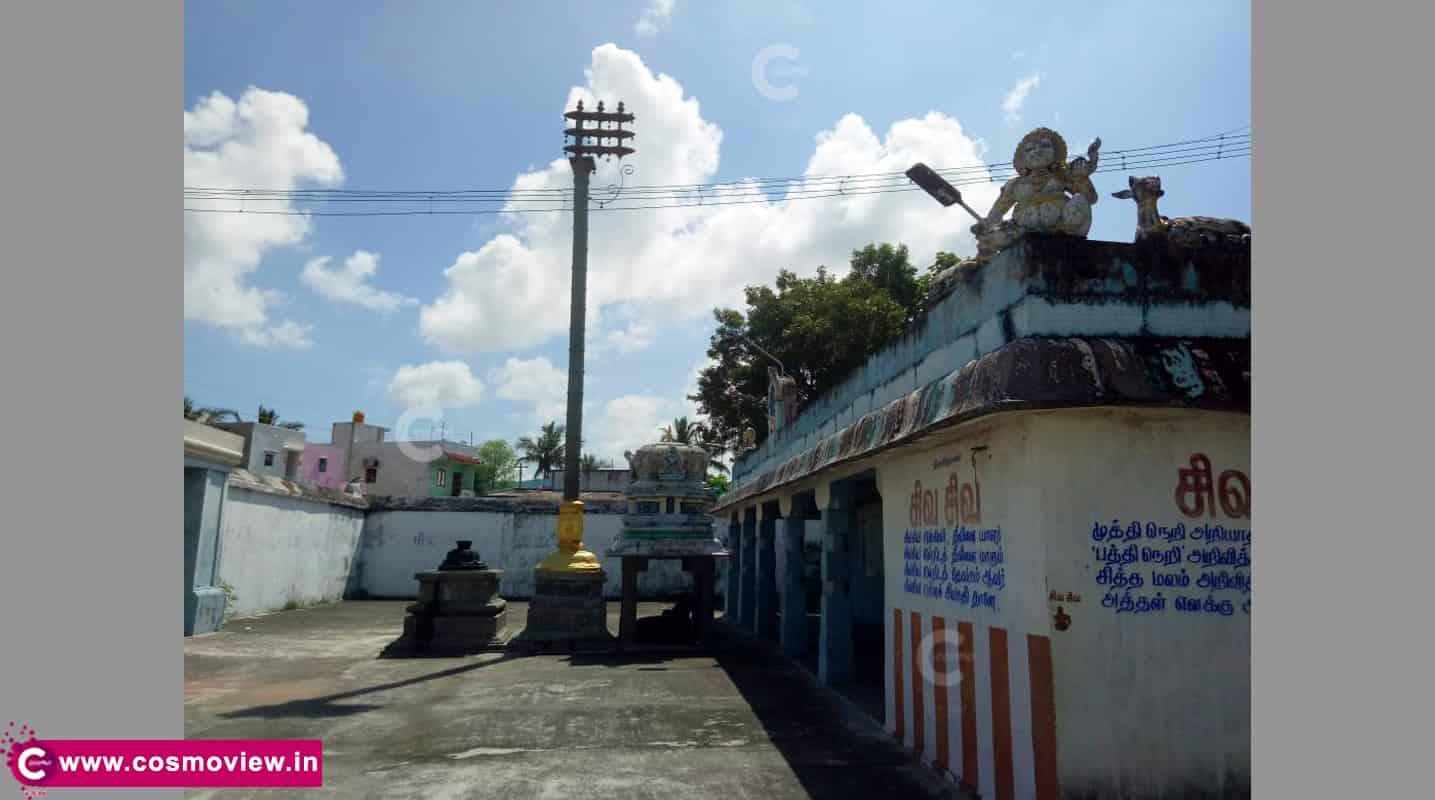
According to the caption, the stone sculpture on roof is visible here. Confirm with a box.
[971,127,1103,259]
[1112,175,1251,247]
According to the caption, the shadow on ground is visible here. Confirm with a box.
[185,600,968,799]
[707,619,968,800]
[219,656,516,720]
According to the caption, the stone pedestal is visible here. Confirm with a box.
[509,570,613,653]
[384,568,509,656]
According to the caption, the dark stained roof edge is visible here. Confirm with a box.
[711,335,1249,513]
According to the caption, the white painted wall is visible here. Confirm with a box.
[876,414,1050,800]
[218,486,366,618]
[1033,408,1250,798]
[357,510,695,599]
[869,407,1249,798]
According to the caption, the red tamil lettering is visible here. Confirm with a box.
[1174,453,1216,518]
[1218,469,1251,518]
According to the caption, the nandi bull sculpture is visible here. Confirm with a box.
[1112,175,1250,247]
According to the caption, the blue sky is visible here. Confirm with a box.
[183,0,1251,462]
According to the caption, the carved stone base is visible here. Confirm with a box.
[382,568,511,656]
[509,570,614,654]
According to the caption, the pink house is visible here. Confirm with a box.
[298,444,350,490]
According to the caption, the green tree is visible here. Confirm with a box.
[659,416,700,444]
[185,396,240,423]
[580,453,614,471]
[256,405,305,430]
[848,243,924,323]
[705,473,730,498]
[474,439,519,493]
[516,421,565,478]
[660,416,730,474]
[690,243,926,449]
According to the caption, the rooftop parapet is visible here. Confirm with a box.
[724,233,1250,506]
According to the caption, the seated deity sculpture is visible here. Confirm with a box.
[972,127,1102,258]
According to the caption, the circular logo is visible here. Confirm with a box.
[393,405,446,464]
[751,44,805,102]
[11,741,57,786]
[916,628,963,689]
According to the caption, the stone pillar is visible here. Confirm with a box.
[725,515,742,620]
[820,481,855,685]
[619,557,645,648]
[781,510,808,659]
[691,557,716,644]
[756,505,780,640]
[739,507,758,631]
[183,465,231,636]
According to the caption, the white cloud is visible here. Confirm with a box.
[419,44,997,355]
[300,250,417,314]
[1002,72,1043,127]
[387,361,485,408]
[495,356,569,423]
[635,0,676,37]
[591,305,657,355]
[599,321,655,354]
[234,320,315,350]
[184,87,344,348]
[589,393,684,462]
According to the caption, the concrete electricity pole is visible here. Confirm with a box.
[533,98,634,576]
[514,99,636,652]
[560,99,634,502]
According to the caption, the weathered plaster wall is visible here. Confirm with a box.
[731,236,1251,495]
[548,468,632,492]
[349,441,432,498]
[184,465,231,635]
[357,508,695,600]
[877,414,1052,800]
[872,407,1249,799]
[214,422,307,479]
[297,444,348,490]
[218,483,366,618]
[1032,408,1250,798]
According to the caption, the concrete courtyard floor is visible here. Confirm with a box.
[185,600,971,800]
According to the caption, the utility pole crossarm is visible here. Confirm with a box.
[558,98,635,504]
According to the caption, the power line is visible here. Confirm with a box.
[187,135,1247,204]
[183,146,1249,218]
[183,128,1249,207]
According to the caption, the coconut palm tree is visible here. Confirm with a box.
[516,421,566,479]
[185,396,241,424]
[256,405,305,430]
[580,453,614,471]
[660,416,730,474]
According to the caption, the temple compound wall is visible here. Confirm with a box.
[201,487,695,624]
[356,499,693,600]
[217,470,367,618]
[712,234,1250,799]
